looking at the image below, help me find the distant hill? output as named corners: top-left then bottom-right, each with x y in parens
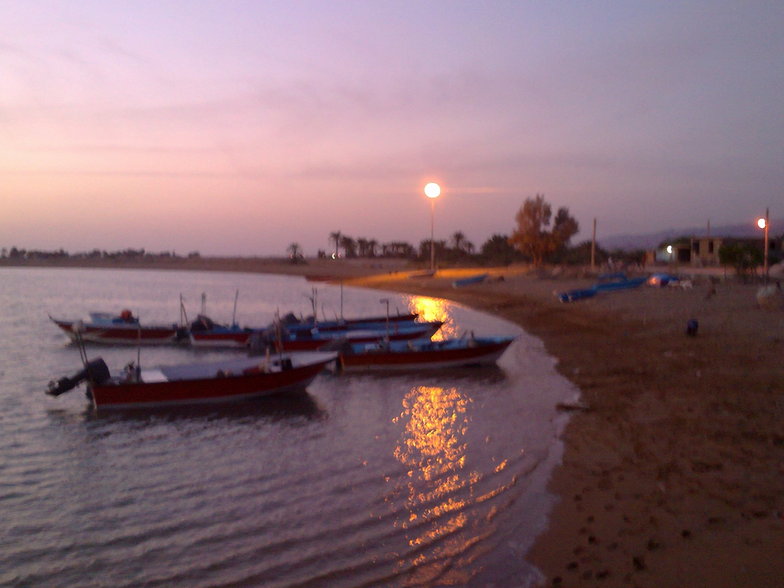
top-left (599, 220), bottom-right (780, 251)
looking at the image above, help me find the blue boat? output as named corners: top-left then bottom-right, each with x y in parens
top-left (593, 276), bottom-right (647, 292)
top-left (556, 288), bottom-right (597, 303)
top-left (452, 273), bottom-right (489, 288)
top-left (556, 274), bottom-right (646, 303)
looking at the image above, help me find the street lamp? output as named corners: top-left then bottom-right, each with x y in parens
top-left (424, 182), bottom-right (441, 272)
top-left (757, 208), bottom-right (769, 284)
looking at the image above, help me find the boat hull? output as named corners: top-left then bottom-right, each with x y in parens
top-left (339, 337), bottom-right (515, 372)
top-left (51, 317), bottom-right (181, 345)
top-left (280, 322), bottom-right (442, 351)
top-left (189, 330), bottom-right (253, 348)
top-left (89, 357), bottom-right (333, 409)
top-left (452, 273), bottom-right (488, 288)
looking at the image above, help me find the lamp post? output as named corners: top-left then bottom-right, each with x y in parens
top-left (424, 182), bottom-right (441, 272)
top-left (757, 208), bottom-right (769, 284)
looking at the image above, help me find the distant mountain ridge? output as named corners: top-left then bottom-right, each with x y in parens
top-left (599, 220), bottom-right (781, 251)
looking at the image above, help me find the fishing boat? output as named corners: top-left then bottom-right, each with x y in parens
top-left (269, 321), bottom-right (444, 352)
top-left (556, 274), bottom-right (647, 303)
top-left (593, 275), bottom-right (647, 292)
top-left (187, 314), bottom-right (254, 348)
top-left (46, 351), bottom-right (336, 409)
top-left (49, 311), bottom-right (186, 345)
top-left (336, 334), bottom-right (516, 372)
top-left (452, 273), bottom-right (488, 288)
top-left (278, 311), bottom-right (420, 333)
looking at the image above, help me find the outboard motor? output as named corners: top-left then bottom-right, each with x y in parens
top-left (47, 358), bottom-right (111, 397)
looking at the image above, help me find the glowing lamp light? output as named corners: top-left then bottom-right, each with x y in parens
top-left (424, 182), bottom-right (442, 272)
top-left (666, 245), bottom-right (673, 254)
top-left (424, 182), bottom-right (441, 199)
top-left (758, 209), bottom-right (770, 283)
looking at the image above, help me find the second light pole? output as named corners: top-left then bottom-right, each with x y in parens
top-left (424, 182), bottom-right (441, 272)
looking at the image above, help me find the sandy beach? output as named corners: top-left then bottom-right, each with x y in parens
top-left (6, 257), bottom-right (784, 586)
top-left (351, 264), bottom-right (784, 588)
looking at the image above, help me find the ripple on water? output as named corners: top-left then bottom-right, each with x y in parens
top-left (0, 267), bottom-right (577, 587)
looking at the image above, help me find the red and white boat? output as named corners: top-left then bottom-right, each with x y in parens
top-left (46, 352), bottom-right (336, 409)
top-left (337, 334), bottom-right (516, 372)
top-left (49, 311), bottom-right (185, 346)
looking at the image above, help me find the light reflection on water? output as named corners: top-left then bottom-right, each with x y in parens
top-left (406, 296), bottom-right (459, 340)
top-left (0, 267), bottom-right (576, 587)
top-left (392, 385), bottom-right (474, 585)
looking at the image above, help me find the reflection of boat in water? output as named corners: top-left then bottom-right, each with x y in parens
top-left (46, 352), bottom-right (336, 409)
top-left (336, 334), bottom-right (516, 372)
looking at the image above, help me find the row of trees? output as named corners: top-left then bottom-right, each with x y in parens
top-left (1, 247), bottom-right (201, 261)
top-left (288, 194), bottom-right (585, 267)
top-left (6, 194), bottom-right (664, 268)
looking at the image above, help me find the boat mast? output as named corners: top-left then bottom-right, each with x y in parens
top-left (179, 294), bottom-right (187, 326)
top-left (74, 320), bottom-right (88, 368)
top-left (232, 289), bottom-right (239, 327)
top-left (136, 313), bottom-right (141, 371)
top-left (380, 298), bottom-right (390, 341)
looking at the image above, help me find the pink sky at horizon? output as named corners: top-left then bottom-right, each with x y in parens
top-left (2, 1), bottom-right (783, 256)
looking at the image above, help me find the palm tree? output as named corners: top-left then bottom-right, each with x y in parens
top-left (329, 231), bottom-right (342, 258)
top-left (356, 238), bottom-right (370, 257)
top-left (340, 235), bottom-right (357, 258)
top-left (451, 231), bottom-right (467, 253)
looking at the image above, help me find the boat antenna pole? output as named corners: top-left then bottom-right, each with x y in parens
top-left (201, 292), bottom-right (207, 316)
top-left (179, 294), bottom-right (189, 326)
top-left (380, 298), bottom-right (390, 341)
top-left (274, 310), bottom-right (284, 363)
top-left (232, 289), bottom-right (239, 327)
top-left (340, 280), bottom-right (344, 321)
top-left (74, 321), bottom-right (88, 367)
top-left (136, 312), bottom-right (142, 371)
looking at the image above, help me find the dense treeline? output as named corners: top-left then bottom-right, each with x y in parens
top-left (4, 195), bottom-right (652, 268)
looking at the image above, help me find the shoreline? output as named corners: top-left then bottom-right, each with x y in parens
top-left (8, 258), bottom-right (784, 586)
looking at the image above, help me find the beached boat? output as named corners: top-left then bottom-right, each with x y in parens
top-left (452, 273), bottom-right (488, 288)
top-left (49, 311), bottom-right (186, 345)
top-left (556, 274), bottom-right (647, 303)
top-left (594, 275), bottom-right (647, 292)
top-left (46, 352), bottom-right (336, 409)
top-left (336, 334), bottom-right (516, 372)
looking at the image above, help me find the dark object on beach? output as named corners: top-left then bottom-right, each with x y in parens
top-left (686, 319), bottom-right (699, 336)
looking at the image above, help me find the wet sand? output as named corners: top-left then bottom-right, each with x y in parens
top-left (8, 257), bottom-right (784, 586)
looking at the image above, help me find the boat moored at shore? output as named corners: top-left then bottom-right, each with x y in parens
top-left (46, 351), bottom-right (336, 409)
top-left (336, 334), bottom-right (516, 372)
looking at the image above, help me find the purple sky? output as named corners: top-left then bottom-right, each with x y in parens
top-left (2, 1), bottom-right (782, 256)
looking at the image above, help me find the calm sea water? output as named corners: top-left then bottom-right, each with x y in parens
top-left (0, 267), bottom-right (577, 587)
